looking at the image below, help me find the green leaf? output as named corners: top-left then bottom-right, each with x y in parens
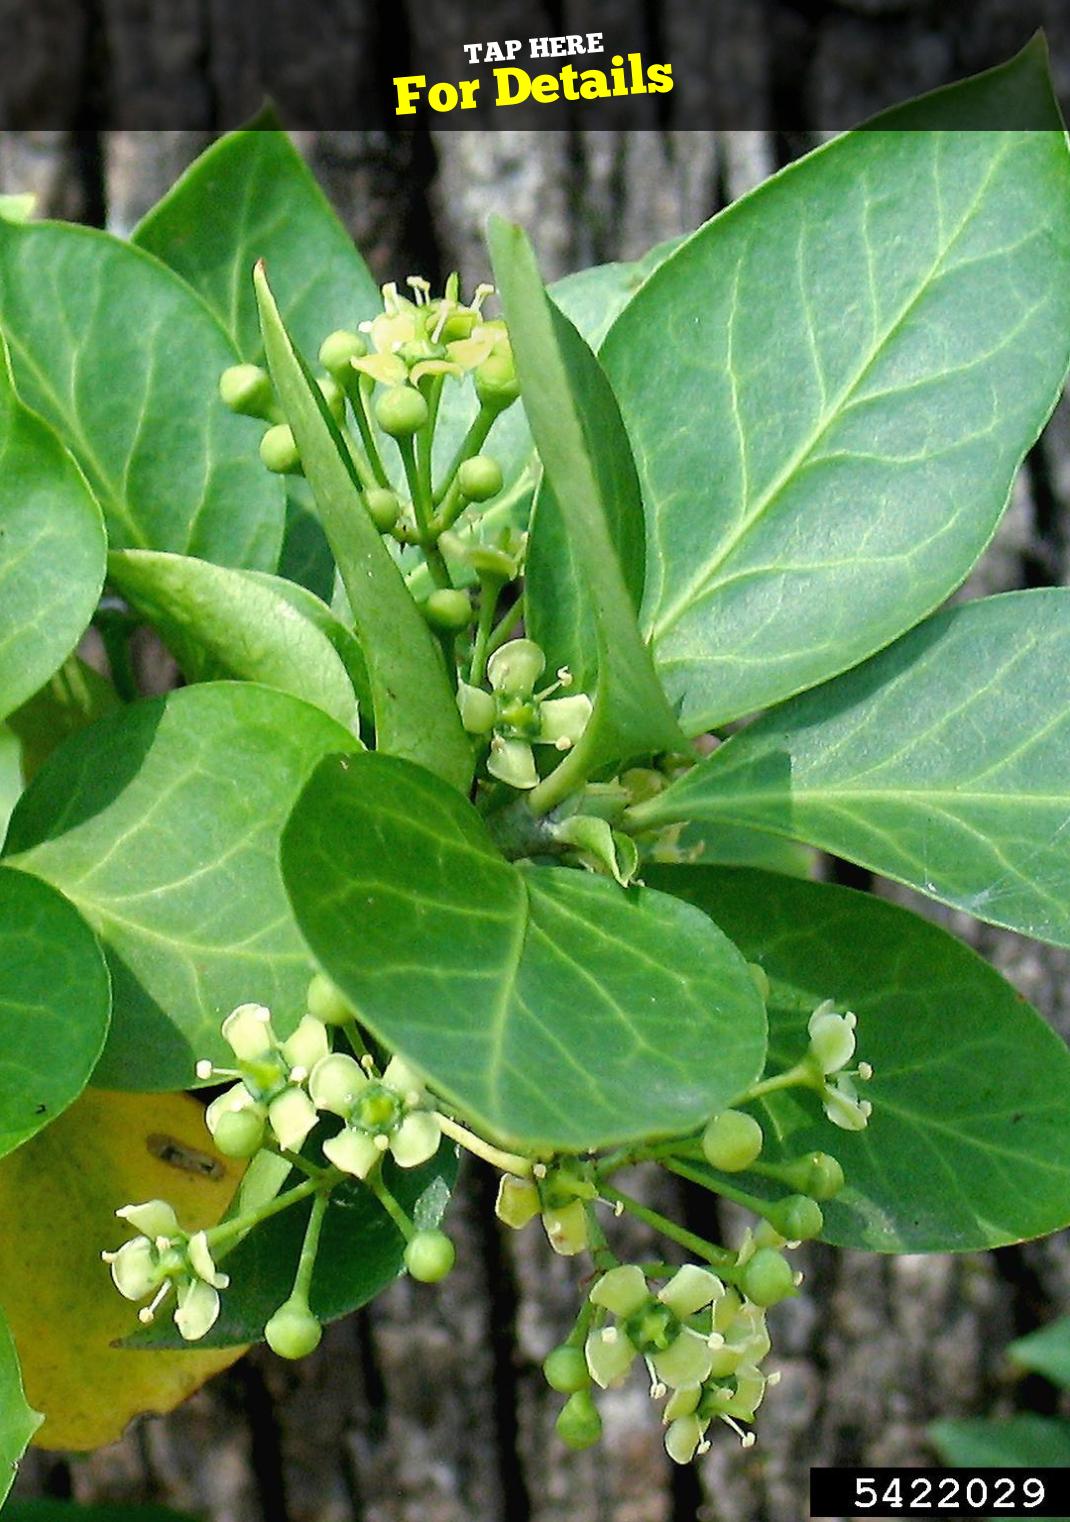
top-left (0, 1304), bottom-right (41, 1504)
top-left (649, 867), bottom-right (1070, 1252)
top-left (133, 128), bottom-right (381, 363)
top-left (243, 570), bottom-right (371, 717)
top-left (0, 866), bottom-right (110, 1158)
top-left (131, 1153), bottom-right (455, 1350)
top-left (647, 820), bottom-right (814, 879)
top-left (0, 342), bottom-right (106, 725)
top-left (3, 683), bottom-right (360, 1092)
top-left (1009, 1317), bottom-right (1070, 1389)
top-left (6, 657), bottom-right (120, 784)
top-left (254, 263), bottom-right (472, 792)
top-left (282, 753), bottom-right (766, 1150)
top-left (108, 549), bottom-right (361, 731)
top-left (488, 218), bottom-right (685, 804)
top-left (0, 220), bottom-right (283, 567)
top-left (601, 47), bottom-right (1070, 733)
top-left (551, 235), bottom-right (684, 350)
top-left (0, 729), bottom-right (20, 841)
top-left (929, 1414), bottom-right (1070, 1471)
top-left (634, 590), bottom-right (1070, 946)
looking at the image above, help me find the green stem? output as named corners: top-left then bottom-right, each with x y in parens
top-left (432, 403), bottom-right (497, 506)
top-left (663, 1161), bottom-right (773, 1221)
top-left (468, 576), bottom-right (504, 687)
top-left (417, 375), bottom-right (444, 506)
top-left (342, 1017), bottom-right (371, 1062)
top-left (583, 1200), bottom-right (618, 1274)
top-left (349, 377), bottom-right (390, 488)
top-left (437, 1113), bottom-right (533, 1176)
top-left (292, 1189), bottom-right (329, 1302)
top-left (368, 1167), bottom-right (414, 1241)
top-left (735, 1064), bottom-right (815, 1104)
top-left (600, 1183), bottom-right (736, 1272)
top-left (398, 434), bottom-right (451, 590)
top-left (206, 1172), bottom-right (338, 1250)
top-left (265, 1144), bottom-right (328, 1182)
top-left (486, 602), bottom-right (524, 659)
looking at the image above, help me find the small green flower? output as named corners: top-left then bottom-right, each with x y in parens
top-left (493, 1167), bottom-right (592, 1256)
top-left (198, 1003), bottom-right (328, 1156)
top-left (309, 1052), bottom-right (442, 1178)
top-left (353, 279), bottom-right (501, 387)
top-left (102, 1200), bottom-right (229, 1342)
top-left (584, 1264), bottom-right (725, 1391)
top-left (468, 639), bottom-right (592, 791)
top-left (806, 1000), bottom-right (873, 1131)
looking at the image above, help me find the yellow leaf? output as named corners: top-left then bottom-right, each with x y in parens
top-left (0, 1088), bottom-right (247, 1450)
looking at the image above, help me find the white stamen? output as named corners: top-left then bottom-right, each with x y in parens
top-left (741, 1432), bottom-right (756, 1449)
top-left (556, 666), bottom-right (573, 687)
top-left (846, 1011), bottom-right (857, 1029)
top-left (471, 282), bottom-right (494, 313)
top-left (430, 303), bottom-right (452, 344)
top-left (289, 1066), bottom-right (308, 1084)
top-left (767, 1370), bottom-right (782, 1387)
top-left (613, 1200), bottom-right (625, 1217)
top-left (533, 1162), bottom-right (547, 1180)
top-left (721, 1413), bottom-right (749, 1444)
top-left (650, 1380), bottom-right (667, 1400)
top-left (139, 1283), bottom-right (170, 1324)
top-left (358, 320), bottom-right (373, 334)
top-left (792, 1271), bottom-right (804, 1287)
top-left (554, 736), bottom-right (572, 752)
top-left (707, 1331), bottom-right (725, 1349)
top-left (858, 1061), bottom-right (873, 1081)
top-left (360, 1054), bottom-right (376, 1072)
top-left (787, 1240), bottom-right (801, 1250)
top-left (101, 1250), bottom-right (116, 1263)
top-left (602, 1326), bottom-right (619, 1345)
top-left (406, 276), bottom-right (431, 304)
top-left (195, 1060), bottom-right (214, 1080)
top-left (697, 1439), bottom-right (712, 1456)
top-left (405, 1090), bottom-right (422, 1107)
top-left (374, 1133), bottom-right (390, 1151)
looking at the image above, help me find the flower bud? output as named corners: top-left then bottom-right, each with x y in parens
top-left (423, 589), bottom-right (472, 632)
top-left (496, 1174), bottom-right (541, 1230)
top-left (457, 455), bottom-right (504, 502)
top-left (404, 1229), bottom-right (456, 1283)
top-left (475, 351), bottom-right (520, 412)
top-left (786, 1152), bottom-right (845, 1201)
top-left (306, 971), bottom-right (354, 1027)
top-left (212, 1107), bottom-right (266, 1159)
top-left (265, 1298), bottom-right (323, 1360)
top-left (555, 1390), bottom-right (602, 1450)
top-left (543, 1344), bottom-right (591, 1393)
top-left (740, 1247), bottom-right (796, 1308)
top-left (319, 329), bottom-right (368, 378)
top-left (363, 487), bottom-right (400, 533)
top-left (260, 424), bottom-right (302, 475)
top-left (219, 363), bottom-right (275, 420)
top-left (701, 1110), bottom-right (763, 1172)
top-left (767, 1194), bottom-right (823, 1242)
top-left (375, 385), bottom-right (428, 437)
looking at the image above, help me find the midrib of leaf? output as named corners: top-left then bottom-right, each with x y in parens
top-left (648, 135), bottom-right (1011, 643)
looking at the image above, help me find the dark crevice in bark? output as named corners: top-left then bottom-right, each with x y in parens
top-left (1021, 443), bottom-right (1064, 590)
top-left (238, 1356), bottom-right (292, 1522)
top-left (641, 0), bottom-right (674, 131)
top-left (670, 1452), bottom-right (705, 1521)
top-left (991, 1245), bottom-right (1059, 1417)
top-left (38, 1457), bottom-right (74, 1500)
top-left (472, 1163), bottom-right (534, 1522)
top-left (354, 1306), bottom-right (389, 1443)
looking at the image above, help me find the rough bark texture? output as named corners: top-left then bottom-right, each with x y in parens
top-left (5, 3), bottom-right (1070, 1519)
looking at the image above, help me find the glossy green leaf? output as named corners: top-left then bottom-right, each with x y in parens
top-left (133, 127), bottom-right (381, 363)
top-left (551, 235), bottom-right (683, 350)
top-left (4, 683), bottom-right (360, 1091)
top-left (930, 1414), bottom-right (1070, 1471)
top-left (635, 591), bottom-right (1070, 946)
top-left (0, 866), bottom-right (110, 1158)
top-left (1009, 1317), bottom-right (1070, 1389)
top-left (131, 1152), bottom-right (455, 1350)
top-left (0, 1304), bottom-right (41, 1503)
top-left (650, 867), bottom-right (1070, 1252)
top-left (647, 820), bottom-right (814, 879)
top-left (0, 729), bottom-right (20, 840)
top-left (243, 569), bottom-right (371, 716)
top-left (0, 220), bottom-right (283, 567)
top-left (108, 549), bottom-right (360, 731)
top-left (282, 753), bottom-right (766, 1150)
top-left (254, 265), bottom-right (473, 792)
top-left (0, 343), bottom-right (106, 724)
top-left (602, 46), bottom-right (1070, 732)
top-left (489, 218), bottom-right (684, 799)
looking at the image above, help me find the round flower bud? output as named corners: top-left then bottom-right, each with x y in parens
top-left (219, 363), bottom-right (275, 420)
top-left (364, 488), bottom-right (400, 533)
top-left (306, 971), bottom-right (354, 1027)
top-left (265, 1298), bottom-right (323, 1360)
top-left (423, 589), bottom-right (472, 632)
top-left (780, 1151), bottom-right (846, 1200)
top-left (404, 1229), bottom-right (456, 1283)
top-left (457, 455), bottom-right (504, 502)
top-left (317, 375), bottom-right (346, 423)
top-left (375, 385), bottom-right (429, 437)
top-left (543, 1344), bottom-right (591, 1393)
top-left (475, 352), bottom-right (520, 412)
top-left (768, 1194), bottom-right (824, 1242)
top-left (319, 329), bottom-right (367, 378)
top-left (555, 1390), bottom-right (602, 1450)
top-left (701, 1110), bottom-right (764, 1172)
top-left (212, 1107), bottom-right (266, 1160)
top-left (260, 424), bottom-right (302, 475)
top-left (741, 1247), bottom-right (796, 1308)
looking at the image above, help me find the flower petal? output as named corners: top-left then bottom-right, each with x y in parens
top-left (663, 1383), bottom-right (702, 1422)
top-left (108, 1238), bottom-right (159, 1301)
top-left (282, 1014), bottom-right (330, 1073)
top-left (589, 1264), bottom-right (649, 1318)
top-left (808, 1008), bottom-right (855, 1074)
top-left (268, 1087), bottom-right (319, 1152)
top-left (187, 1230), bottom-right (229, 1290)
top-left (353, 352), bottom-right (408, 386)
top-left (222, 1003), bottom-right (274, 1061)
top-left (309, 1052), bottom-right (367, 1115)
top-left (487, 638), bottom-right (545, 696)
top-left (658, 1264), bottom-right (724, 1319)
top-left (665, 1413), bottom-right (705, 1465)
top-left (487, 737), bottom-right (538, 790)
top-left (390, 1111), bottom-right (441, 1169)
top-left (174, 1278), bottom-right (220, 1342)
top-left (542, 1199), bottom-right (589, 1256)
top-left (536, 694), bottom-right (593, 745)
top-left (382, 1054), bottom-right (427, 1105)
top-left (584, 1327), bottom-right (637, 1389)
top-left (651, 1328), bottom-right (715, 1389)
top-left (116, 1199), bottom-right (180, 1238)
top-left (323, 1127), bottom-right (381, 1179)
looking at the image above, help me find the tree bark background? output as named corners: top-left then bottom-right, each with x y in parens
top-left (5, 2), bottom-right (1070, 1519)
